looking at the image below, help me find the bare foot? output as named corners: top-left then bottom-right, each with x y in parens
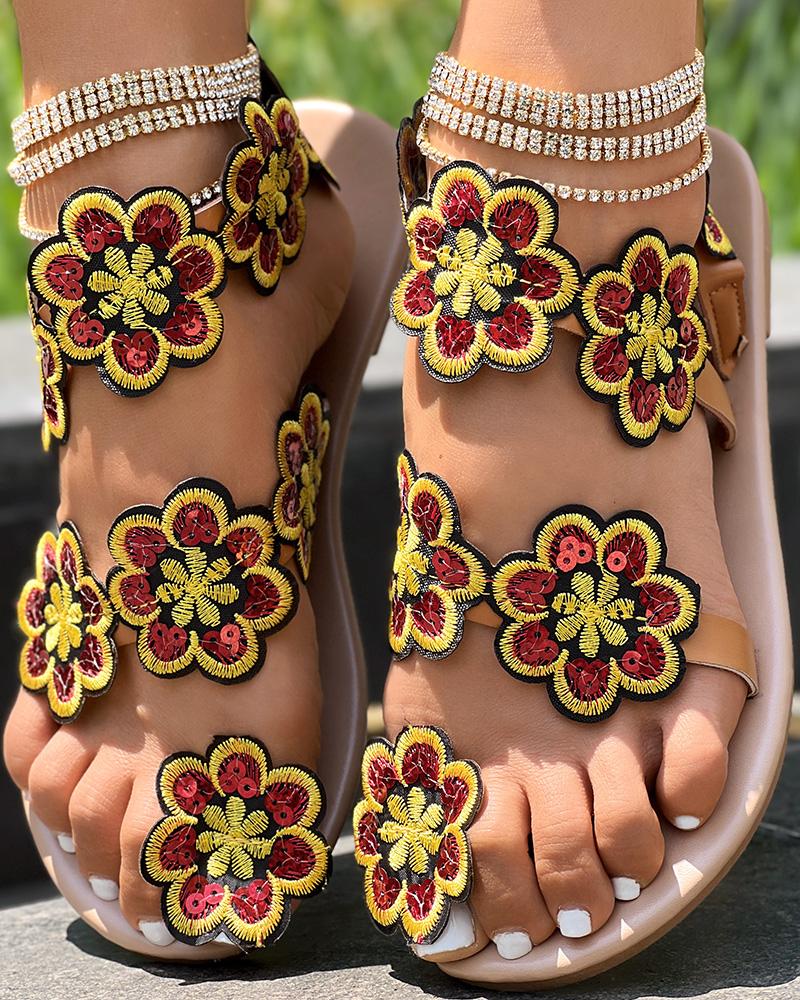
top-left (4, 106), bottom-right (354, 946)
top-left (381, 5), bottom-right (748, 959)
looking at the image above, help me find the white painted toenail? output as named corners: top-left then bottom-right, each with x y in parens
top-left (557, 908), bottom-right (592, 938)
top-left (56, 833), bottom-right (75, 854)
top-left (493, 931), bottom-right (532, 960)
top-left (412, 903), bottom-right (475, 957)
top-left (139, 920), bottom-right (175, 947)
top-left (612, 877), bottom-right (640, 901)
top-left (674, 815), bottom-right (701, 830)
top-left (89, 877), bottom-right (119, 901)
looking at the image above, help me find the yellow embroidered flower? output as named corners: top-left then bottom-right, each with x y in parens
top-left (107, 478), bottom-right (297, 682)
top-left (221, 97), bottom-right (313, 293)
top-left (272, 387), bottom-right (330, 581)
top-left (353, 725), bottom-right (482, 945)
top-left (391, 162), bottom-right (580, 382)
top-left (17, 523), bottom-right (117, 722)
top-left (490, 506), bottom-right (700, 722)
top-left (28, 187), bottom-right (225, 396)
top-left (389, 451), bottom-right (490, 659)
top-left (141, 736), bottom-right (329, 950)
top-left (577, 230), bottom-right (710, 446)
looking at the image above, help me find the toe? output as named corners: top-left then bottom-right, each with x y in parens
top-left (656, 670), bottom-right (743, 828)
top-left (118, 775), bottom-right (170, 934)
top-left (529, 762), bottom-right (614, 938)
top-left (27, 728), bottom-right (93, 836)
top-left (3, 691), bottom-right (57, 792)
top-left (69, 750), bottom-right (133, 889)
top-left (469, 768), bottom-right (555, 955)
top-left (588, 737), bottom-right (664, 897)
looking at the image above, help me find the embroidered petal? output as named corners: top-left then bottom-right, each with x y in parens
top-left (142, 735), bottom-right (329, 949)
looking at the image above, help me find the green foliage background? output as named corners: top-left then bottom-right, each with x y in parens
top-left (0, 0), bottom-right (798, 315)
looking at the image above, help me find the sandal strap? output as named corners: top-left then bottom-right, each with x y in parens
top-left (697, 247), bottom-right (748, 379)
top-left (463, 603), bottom-right (757, 695)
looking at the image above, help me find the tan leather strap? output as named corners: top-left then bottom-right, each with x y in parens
top-left (696, 247), bottom-right (748, 380)
top-left (682, 611), bottom-right (757, 695)
top-left (553, 317), bottom-right (737, 448)
top-left (463, 606), bottom-right (757, 696)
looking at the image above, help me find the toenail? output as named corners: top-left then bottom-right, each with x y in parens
top-left (412, 903), bottom-right (475, 957)
top-left (493, 930), bottom-right (532, 960)
top-left (557, 908), bottom-right (592, 938)
top-left (88, 877), bottom-right (119, 901)
top-left (673, 815), bottom-right (701, 830)
top-left (612, 877), bottom-right (641, 901)
top-left (139, 920), bottom-right (175, 947)
top-left (56, 833), bottom-right (76, 854)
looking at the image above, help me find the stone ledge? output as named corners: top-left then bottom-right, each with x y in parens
top-left (1, 743), bottom-right (798, 1000)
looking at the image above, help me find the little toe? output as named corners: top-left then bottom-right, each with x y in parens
top-left (656, 672), bottom-right (743, 829)
top-left (469, 769), bottom-right (555, 955)
top-left (27, 729), bottom-right (93, 837)
top-left (3, 691), bottom-right (57, 792)
top-left (529, 762), bottom-right (615, 938)
top-left (118, 775), bottom-right (171, 934)
top-left (588, 738), bottom-right (664, 898)
top-left (69, 751), bottom-right (133, 891)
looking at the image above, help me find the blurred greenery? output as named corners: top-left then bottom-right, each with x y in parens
top-left (0, 0), bottom-right (798, 315)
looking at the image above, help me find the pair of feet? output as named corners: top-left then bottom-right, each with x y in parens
top-left (3, 132), bottom-right (747, 960)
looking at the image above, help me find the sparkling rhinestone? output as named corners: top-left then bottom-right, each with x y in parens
top-left (617, 190), bottom-right (629, 203)
top-left (572, 188), bottom-right (587, 202)
top-left (557, 184), bottom-right (571, 199)
top-left (485, 120), bottom-right (500, 144)
top-left (602, 190), bottom-right (615, 203)
top-left (588, 189), bottom-right (601, 202)
top-left (513, 127), bottom-right (529, 151)
top-left (641, 187), bottom-right (652, 200)
top-left (630, 188), bottom-right (641, 202)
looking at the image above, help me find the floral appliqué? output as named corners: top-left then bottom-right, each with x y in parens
top-left (18, 523), bottom-right (117, 722)
top-left (220, 97), bottom-right (313, 293)
top-left (28, 187), bottom-right (225, 396)
top-left (353, 725), bottom-right (482, 945)
top-left (272, 387), bottom-right (330, 581)
top-left (490, 506), bottom-right (700, 721)
top-left (577, 230), bottom-right (710, 446)
top-left (389, 451), bottom-right (490, 660)
top-left (391, 162), bottom-right (580, 382)
top-left (701, 203), bottom-right (735, 260)
top-left (141, 736), bottom-right (329, 949)
top-left (28, 286), bottom-right (68, 450)
top-left (107, 478), bottom-right (297, 682)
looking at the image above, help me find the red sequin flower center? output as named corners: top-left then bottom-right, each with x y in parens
top-left (107, 478), bottom-right (297, 683)
top-left (141, 735), bottom-right (329, 949)
top-left (28, 187), bottom-right (226, 396)
top-left (491, 506), bottom-right (701, 721)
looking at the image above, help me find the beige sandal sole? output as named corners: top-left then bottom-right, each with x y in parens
top-left (24, 99), bottom-right (408, 960)
top-left (435, 125), bottom-right (794, 990)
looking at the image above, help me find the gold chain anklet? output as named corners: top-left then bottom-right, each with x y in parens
top-left (11, 43), bottom-right (260, 154)
top-left (416, 119), bottom-right (713, 204)
top-left (429, 48), bottom-right (704, 130)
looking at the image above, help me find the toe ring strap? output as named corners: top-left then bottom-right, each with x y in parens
top-left (464, 604), bottom-right (757, 696)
